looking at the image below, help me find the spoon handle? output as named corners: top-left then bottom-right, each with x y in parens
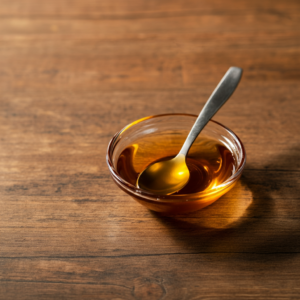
top-left (179, 66), bottom-right (243, 156)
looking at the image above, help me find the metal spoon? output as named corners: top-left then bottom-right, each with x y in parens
top-left (137, 66), bottom-right (243, 195)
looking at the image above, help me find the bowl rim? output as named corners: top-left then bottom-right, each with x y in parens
top-left (106, 113), bottom-right (246, 202)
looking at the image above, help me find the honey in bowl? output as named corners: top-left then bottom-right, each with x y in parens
top-left (107, 114), bottom-right (246, 214)
top-left (117, 134), bottom-right (236, 195)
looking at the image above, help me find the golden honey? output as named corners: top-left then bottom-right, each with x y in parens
top-left (117, 134), bottom-right (236, 195)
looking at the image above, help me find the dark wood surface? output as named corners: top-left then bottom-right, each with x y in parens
top-left (1, 0), bottom-right (300, 299)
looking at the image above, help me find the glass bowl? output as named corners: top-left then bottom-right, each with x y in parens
top-left (106, 114), bottom-right (246, 214)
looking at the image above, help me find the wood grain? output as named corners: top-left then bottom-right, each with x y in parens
top-left (0, 0), bottom-right (300, 299)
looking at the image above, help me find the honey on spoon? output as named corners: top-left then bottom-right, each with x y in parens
top-left (136, 67), bottom-right (243, 195)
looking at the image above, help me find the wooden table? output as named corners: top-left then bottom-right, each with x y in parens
top-left (1, 0), bottom-right (300, 299)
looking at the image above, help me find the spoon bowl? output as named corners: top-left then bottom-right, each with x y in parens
top-left (137, 154), bottom-right (189, 195)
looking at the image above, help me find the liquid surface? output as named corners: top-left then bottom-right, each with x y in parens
top-left (116, 136), bottom-right (236, 195)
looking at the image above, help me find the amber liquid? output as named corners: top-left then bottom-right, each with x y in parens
top-left (116, 135), bottom-right (236, 195)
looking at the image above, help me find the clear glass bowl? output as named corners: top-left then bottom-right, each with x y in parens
top-left (106, 114), bottom-right (246, 214)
